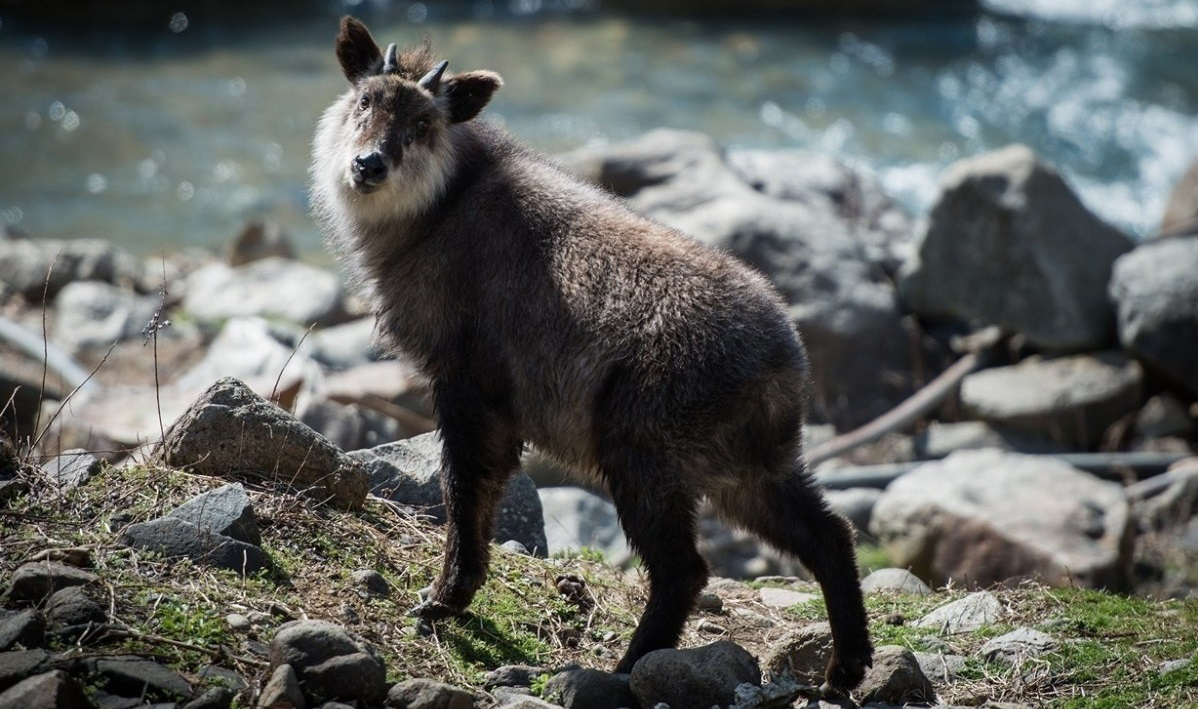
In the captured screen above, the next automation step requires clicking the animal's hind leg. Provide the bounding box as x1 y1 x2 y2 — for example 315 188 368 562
603 446 709 674
714 471 872 692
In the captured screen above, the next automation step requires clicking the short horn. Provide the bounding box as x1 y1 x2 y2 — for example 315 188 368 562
382 43 398 74
419 60 449 92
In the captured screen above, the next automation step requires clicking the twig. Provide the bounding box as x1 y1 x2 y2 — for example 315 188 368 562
33 254 60 440
270 324 315 407
103 626 268 666
29 342 116 455
142 253 173 445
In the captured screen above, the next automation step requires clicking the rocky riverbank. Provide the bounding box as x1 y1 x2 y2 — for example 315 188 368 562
2 132 1198 707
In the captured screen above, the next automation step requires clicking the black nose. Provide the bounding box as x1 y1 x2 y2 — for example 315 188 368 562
352 152 387 184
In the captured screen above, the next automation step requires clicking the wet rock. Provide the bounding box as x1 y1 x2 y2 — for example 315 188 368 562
229 220 295 266
871 450 1135 590
268 620 386 706
0 238 144 303
93 656 192 702
761 623 833 685
912 591 1003 634
860 568 932 595
899 144 1133 350
0 670 91 709
0 610 44 651
386 678 475 708
156 377 368 510
856 645 936 705
629 641 760 709
543 668 635 709
539 487 629 563
51 281 163 353
959 351 1144 449
979 627 1058 665
183 257 349 327
42 449 102 490
350 432 546 554
256 663 303 709
1109 235 1198 397
4 561 98 604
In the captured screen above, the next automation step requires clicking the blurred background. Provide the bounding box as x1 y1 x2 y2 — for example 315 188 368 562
1 0 1196 258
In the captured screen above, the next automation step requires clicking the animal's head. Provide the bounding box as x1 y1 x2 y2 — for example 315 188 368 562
315 17 502 212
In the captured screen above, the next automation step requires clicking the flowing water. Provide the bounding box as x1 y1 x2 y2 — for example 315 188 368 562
1 0 1197 259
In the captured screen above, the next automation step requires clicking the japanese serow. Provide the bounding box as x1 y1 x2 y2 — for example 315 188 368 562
311 16 872 691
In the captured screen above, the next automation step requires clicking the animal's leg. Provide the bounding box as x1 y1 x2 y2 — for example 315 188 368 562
411 381 522 620
603 446 709 674
714 471 872 692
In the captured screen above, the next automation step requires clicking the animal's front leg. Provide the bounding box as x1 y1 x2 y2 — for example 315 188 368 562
410 379 522 620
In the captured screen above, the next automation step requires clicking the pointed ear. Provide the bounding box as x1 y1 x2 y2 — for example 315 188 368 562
335 16 382 84
444 71 503 123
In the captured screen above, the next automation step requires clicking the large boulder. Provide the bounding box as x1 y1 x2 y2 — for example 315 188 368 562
958 351 1144 449
564 129 917 429
182 257 349 327
155 377 369 509
870 449 1135 590
349 432 547 555
1109 235 1198 398
899 144 1133 351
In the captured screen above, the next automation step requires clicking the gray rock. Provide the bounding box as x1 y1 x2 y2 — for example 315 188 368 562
913 421 1066 459
1158 657 1192 675
483 665 547 690
386 678 475 709
257 663 304 709
959 351 1143 449
496 695 563 709
350 432 547 555
4 561 98 603
119 517 272 574
44 586 105 636
183 257 349 327
870 449 1135 590
757 587 817 609
155 377 368 510
543 668 635 709
0 650 51 692
761 623 833 685
309 318 381 371
268 620 386 706
299 399 401 454
912 592 1003 634
351 569 390 598
823 488 881 533
168 483 261 546
1134 394 1198 440
539 487 629 563
43 449 102 489
51 281 162 353
912 650 968 684
1110 235 1198 397
979 627 1057 665
94 656 192 701
0 238 143 302
0 610 44 651
183 686 235 709
856 645 936 705
0 670 91 709
860 568 932 595
899 144 1133 351
629 641 760 709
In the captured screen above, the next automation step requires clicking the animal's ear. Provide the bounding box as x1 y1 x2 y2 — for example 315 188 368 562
335 16 382 84
443 71 503 123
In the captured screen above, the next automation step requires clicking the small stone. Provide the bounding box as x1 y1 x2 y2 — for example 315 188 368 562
860 568 933 595
0 610 45 652
761 623 833 685
912 592 1003 634
182 686 235 709
630 641 760 709
0 669 91 709
694 591 723 613
257 663 303 709
386 678 477 708
44 587 105 639
43 450 101 489
351 569 390 598
758 586 817 608
856 645 936 705
94 656 192 701
913 650 968 683
543 668 635 709
979 627 1058 665
4 561 98 603
224 614 252 632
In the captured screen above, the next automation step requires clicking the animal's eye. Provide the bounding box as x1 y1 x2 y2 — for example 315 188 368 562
358 94 371 110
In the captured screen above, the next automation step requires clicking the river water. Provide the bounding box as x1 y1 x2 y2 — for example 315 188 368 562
1 1 1196 259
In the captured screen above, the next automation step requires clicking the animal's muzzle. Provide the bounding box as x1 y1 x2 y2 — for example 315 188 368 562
351 152 388 190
